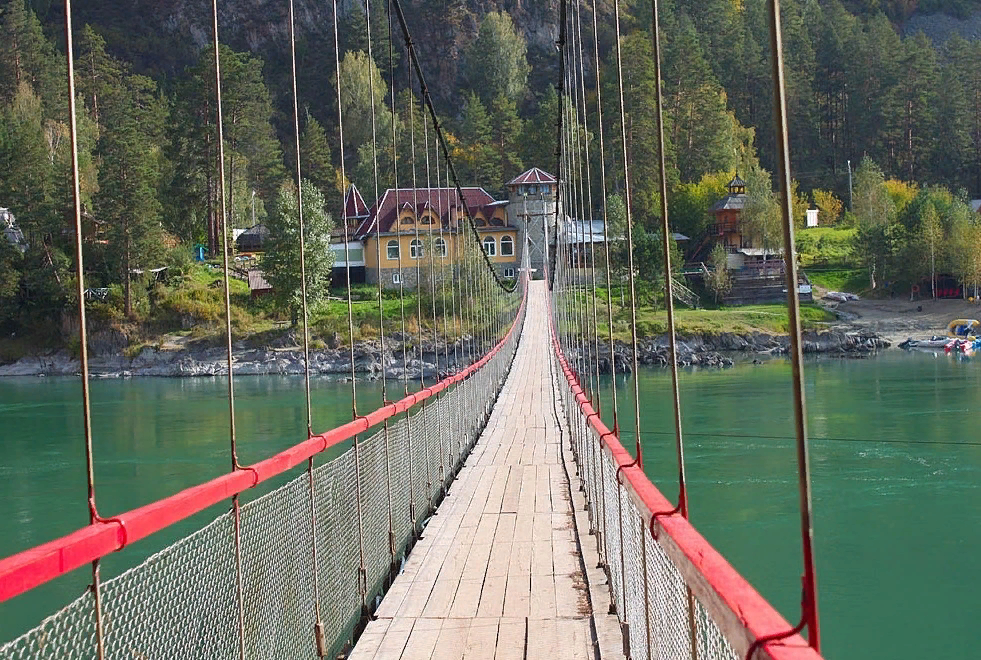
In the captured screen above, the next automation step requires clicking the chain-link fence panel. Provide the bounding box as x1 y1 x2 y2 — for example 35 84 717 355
410 408 431 523
603 451 623 616
239 473 315 660
357 429 393 599
645 519 694 660
0 587 95 659
388 417 414 557
623 496 648 660
313 450 360 658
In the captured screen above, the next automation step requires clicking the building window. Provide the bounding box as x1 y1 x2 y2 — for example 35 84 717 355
483 236 496 256
474 217 486 227
420 214 432 224
410 238 424 259
392 272 402 285
401 214 413 224
529 184 537 195
504 267 515 278
387 240 399 260
500 235 514 256
435 237 447 258
490 216 504 227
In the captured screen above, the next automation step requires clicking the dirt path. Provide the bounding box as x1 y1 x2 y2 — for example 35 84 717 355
823 296 981 345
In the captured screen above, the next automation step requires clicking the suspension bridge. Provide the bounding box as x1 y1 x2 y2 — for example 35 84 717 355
0 0 825 658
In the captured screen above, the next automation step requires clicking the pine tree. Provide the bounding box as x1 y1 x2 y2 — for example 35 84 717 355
455 92 498 189
0 82 52 242
300 111 334 198
74 25 122 125
97 74 169 317
462 12 530 106
883 33 938 181
0 0 56 108
262 179 335 323
489 94 523 187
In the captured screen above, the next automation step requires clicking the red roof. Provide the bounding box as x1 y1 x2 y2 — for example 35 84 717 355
353 187 500 238
344 184 370 220
507 167 556 187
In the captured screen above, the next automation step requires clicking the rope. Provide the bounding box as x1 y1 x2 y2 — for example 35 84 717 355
61 1 106 656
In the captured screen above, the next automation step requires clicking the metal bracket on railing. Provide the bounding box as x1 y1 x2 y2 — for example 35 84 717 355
314 621 327 658
745 581 811 660
648 504 682 541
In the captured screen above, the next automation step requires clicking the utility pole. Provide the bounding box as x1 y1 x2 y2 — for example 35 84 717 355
251 189 256 227
847 160 853 211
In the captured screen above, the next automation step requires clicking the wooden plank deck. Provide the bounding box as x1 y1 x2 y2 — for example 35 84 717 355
351 282 624 660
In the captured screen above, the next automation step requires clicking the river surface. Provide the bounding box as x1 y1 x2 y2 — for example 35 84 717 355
2 352 981 658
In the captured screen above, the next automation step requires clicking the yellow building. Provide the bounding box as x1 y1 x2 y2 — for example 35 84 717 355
344 184 521 288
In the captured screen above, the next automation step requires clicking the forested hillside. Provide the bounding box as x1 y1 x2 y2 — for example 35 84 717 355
2 0 981 348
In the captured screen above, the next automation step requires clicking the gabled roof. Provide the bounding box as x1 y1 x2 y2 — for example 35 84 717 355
353 187 500 238
248 269 272 291
344 184 370 219
507 167 556 187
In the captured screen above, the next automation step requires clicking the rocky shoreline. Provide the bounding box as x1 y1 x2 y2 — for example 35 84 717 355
589 329 891 374
0 336 484 380
0 328 889 378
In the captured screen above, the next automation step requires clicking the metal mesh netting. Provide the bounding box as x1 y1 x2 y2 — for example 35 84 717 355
388 416 414 554
358 430 393 597
622 496 648 660
2 293 524 659
0 588 96 659
313 450 361 658
239 474 316 660
571 400 740 660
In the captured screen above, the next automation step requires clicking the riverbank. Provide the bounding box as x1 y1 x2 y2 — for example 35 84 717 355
0 324 890 377
825 296 981 345
0 335 482 379
588 327 889 373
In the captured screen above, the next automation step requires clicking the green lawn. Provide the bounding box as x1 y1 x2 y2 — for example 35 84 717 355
804 267 869 294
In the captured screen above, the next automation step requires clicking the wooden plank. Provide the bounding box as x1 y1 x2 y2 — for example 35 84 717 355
448 579 484 619
400 618 443 660
500 465 523 513
475 575 507 618
422 577 462 618
431 619 471 660
517 465 537 515
494 618 527 660
372 616 415 659
555 618 593 660
347 619 390 660
462 618 500 660
525 618 558 659
529 572 557 620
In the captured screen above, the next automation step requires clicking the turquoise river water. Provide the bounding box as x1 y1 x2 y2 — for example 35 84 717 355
1 350 980 658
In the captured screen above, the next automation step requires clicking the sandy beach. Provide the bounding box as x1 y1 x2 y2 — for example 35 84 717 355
826 296 981 346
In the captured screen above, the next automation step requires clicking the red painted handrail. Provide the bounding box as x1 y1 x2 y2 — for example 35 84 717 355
0 281 528 604
546 288 821 660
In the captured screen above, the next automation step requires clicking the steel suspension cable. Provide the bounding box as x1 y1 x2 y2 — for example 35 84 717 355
363 0 397 573
286 0 326 648
330 0 369 616
766 0 821 651
648 0 689 518
588 0 619 434
611 0 644 470
570 19 593 403
207 4 247 658
573 0 602 415
61 2 106 656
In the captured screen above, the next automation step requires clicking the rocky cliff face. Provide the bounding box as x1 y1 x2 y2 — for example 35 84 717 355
61 0 559 99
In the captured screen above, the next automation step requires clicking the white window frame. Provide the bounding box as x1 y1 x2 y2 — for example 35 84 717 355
410 238 424 259
504 267 515 278
483 236 496 256
500 235 514 257
392 272 402 285
386 239 399 260
435 237 447 258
